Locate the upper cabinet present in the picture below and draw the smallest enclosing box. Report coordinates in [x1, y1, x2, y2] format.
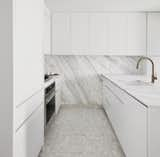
[71, 13, 89, 54]
[14, 0, 44, 105]
[148, 13, 160, 56]
[109, 13, 128, 54]
[108, 13, 146, 55]
[52, 13, 70, 54]
[89, 13, 109, 54]
[43, 6, 51, 55]
[127, 13, 146, 55]
[52, 12, 146, 56]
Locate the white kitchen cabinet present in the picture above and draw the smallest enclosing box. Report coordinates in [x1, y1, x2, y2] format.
[52, 12, 146, 55]
[89, 13, 109, 54]
[52, 13, 71, 54]
[148, 13, 160, 56]
[14, 90, 44, 131]
[71, 13, 89, 54]
[14, 0, 44, 106]
[43, 6, 51, 55]
[0, 0, 44, 156]
[102, 77, 160, 157]
[109, 13, 146, 55]
[55, 77, 62, 114]
[14, 105, 44, 157]
[148, 107, 160, 157]
[109, 13, 128, 54]
[103, 79, 147, 157]
[127, 13, 146, 55]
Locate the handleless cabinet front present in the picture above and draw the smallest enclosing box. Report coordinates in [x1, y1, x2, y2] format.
[102, 79, 147, 157]
[14, 105, 44, 157]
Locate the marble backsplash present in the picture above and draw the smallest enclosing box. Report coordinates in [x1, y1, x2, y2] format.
[45, 55, 146, 106]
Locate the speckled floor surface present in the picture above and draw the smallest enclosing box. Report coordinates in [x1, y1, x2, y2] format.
[39, 105, 125, 157]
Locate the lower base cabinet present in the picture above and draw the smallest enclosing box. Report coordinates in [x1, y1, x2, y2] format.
[55, 77, 62, 114]
[102, 78, 160, 157]
[103, 80, 147, 157]
[14, 105, 44, 157]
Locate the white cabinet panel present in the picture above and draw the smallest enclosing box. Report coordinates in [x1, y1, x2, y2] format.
[128, 13, 146, 55]
[52, 13, 70, 54]
[14, 90, 44, 131]
[14, 0, 44, 106]
[14, 105, 44, 157]
[71, 13, 89, 53]
[89, 14, 109, 53]
[103, 79, 147, 157]
[148, 107, 160, 157]
[55, 77, 62, 114]
[148, 13, 160, 56]
[43, 7, 51, 55]
[52, 12, 146, 55]
[109, 13, 128, 54]
[118, 90, 147, 157]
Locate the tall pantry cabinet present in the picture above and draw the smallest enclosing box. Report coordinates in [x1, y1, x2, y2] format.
[0, 0, 44, 157]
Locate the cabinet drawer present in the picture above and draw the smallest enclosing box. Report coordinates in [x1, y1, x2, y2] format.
[15, 89, 44, 131]
[55, 89, 61, 114]
[103, 84, 125, 140]
[55, 77, 62, 91]
[118, 90, 147, 157]
[14, 105, 44, 157]
[102, 78, 147, 157]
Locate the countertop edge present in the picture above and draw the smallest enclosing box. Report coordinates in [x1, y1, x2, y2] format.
[101, 74, 150, 108]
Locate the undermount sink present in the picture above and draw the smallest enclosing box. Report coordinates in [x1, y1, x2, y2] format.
[126, 80, 152, 86]
[119, 80, 153, 86]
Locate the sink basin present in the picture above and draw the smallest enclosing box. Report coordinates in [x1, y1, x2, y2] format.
[126, 80, 152, 86]
[119, 80, 153, 86]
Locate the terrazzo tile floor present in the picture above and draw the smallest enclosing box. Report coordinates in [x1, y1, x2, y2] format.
[39, 105, 125, 157]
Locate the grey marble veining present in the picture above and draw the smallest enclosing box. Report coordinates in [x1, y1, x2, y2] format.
[101, 74, 160, 107]
[39, 105, 125, 157]
[45, 55, 146, 105]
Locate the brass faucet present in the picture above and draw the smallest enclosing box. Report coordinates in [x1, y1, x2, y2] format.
[136, 56, 157, 83]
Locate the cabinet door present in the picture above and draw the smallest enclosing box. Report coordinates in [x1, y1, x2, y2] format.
[148, 13, 160, 56]
[118, 91, 147, 157]
[55, 78, 62, 114]
[14, 105, 44, 157]
[52, 13, 70, 54]
[15, 90, 44, 131]
[43, 7, 51, 55]
[89, 13, 109, 54]
[148, 107, 160, 157]
[14, 0, 44, 106]
[109, 13, 128, 54]
[71, 13, 89, 54]
[128, 13, 146, 55]
[103, 83, 125, 136]
[103, 79, 147, 157]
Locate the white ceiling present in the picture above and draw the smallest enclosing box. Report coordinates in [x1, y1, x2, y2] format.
[46, 0, 160, 12]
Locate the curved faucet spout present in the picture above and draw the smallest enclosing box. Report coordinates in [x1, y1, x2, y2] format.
[136, 56, 157, 83]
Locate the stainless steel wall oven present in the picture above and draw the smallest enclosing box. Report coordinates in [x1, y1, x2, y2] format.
[45, 82, 55, 125]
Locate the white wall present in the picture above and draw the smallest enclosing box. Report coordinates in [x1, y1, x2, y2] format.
[0, 0, 13, 157]
[46, 0, 160, 12]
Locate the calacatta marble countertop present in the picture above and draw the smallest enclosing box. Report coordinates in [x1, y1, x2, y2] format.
[101, 74, 160, 108]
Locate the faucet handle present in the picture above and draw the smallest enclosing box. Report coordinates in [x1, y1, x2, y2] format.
[154, 73, 158, 80]
[155, 74, 158, 80]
